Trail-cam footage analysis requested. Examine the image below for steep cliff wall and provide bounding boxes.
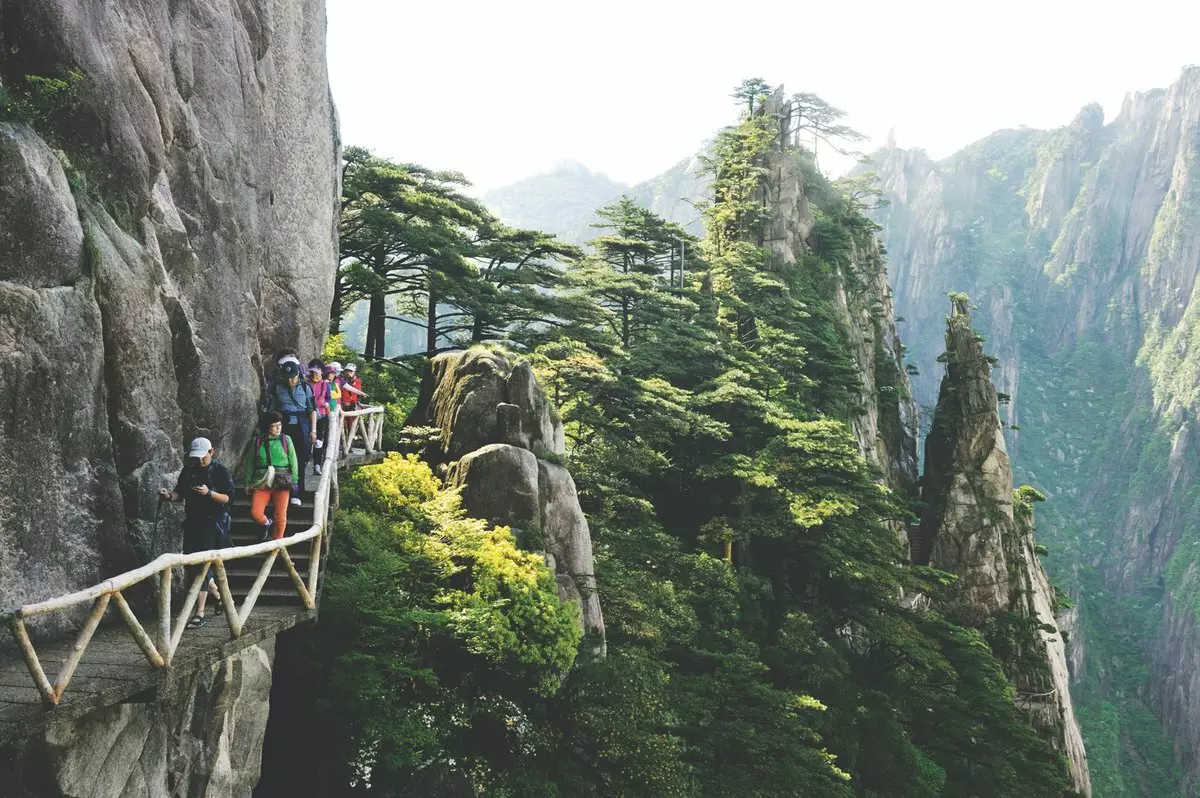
[0,641,276,798]
[919,297,1090,793]
[404,349,605,650]
[0,0,339,618]
[0,0,337,793]
[757,91,919,498]
[873,67,1200,793]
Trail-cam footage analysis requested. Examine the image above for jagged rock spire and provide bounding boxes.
[915,295,1014,620]
[917,295,1091,795]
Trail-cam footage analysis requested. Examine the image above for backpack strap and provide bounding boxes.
[256,436,281,469]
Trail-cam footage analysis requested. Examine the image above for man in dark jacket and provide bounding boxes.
[159,437,233,627]
[266,360,318,500]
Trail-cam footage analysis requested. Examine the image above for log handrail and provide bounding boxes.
[0,402,381,706]
[340,405,385,462]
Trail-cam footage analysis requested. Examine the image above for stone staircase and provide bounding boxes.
[225,487,318,605]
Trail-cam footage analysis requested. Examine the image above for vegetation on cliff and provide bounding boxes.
[868,77,1200,791]
[273,83,1077,796]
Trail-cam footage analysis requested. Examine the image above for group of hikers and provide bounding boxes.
[156,352,368,627]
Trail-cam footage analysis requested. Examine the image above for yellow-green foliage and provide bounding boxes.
[350,451,440,509]
[346,453,581,693]
[290,452,583,792]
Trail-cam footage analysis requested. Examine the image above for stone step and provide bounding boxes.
[223,542,311,558]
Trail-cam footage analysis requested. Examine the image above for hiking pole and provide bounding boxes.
[153,493,165,540]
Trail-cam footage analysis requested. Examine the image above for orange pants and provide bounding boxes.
[250,489,290,539]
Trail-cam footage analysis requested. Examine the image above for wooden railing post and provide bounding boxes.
[10,617,55,705]
[51,594,110,703]
[158,567,172,657]
[238,551,278,628]
[307,532,323,600]
[112,592,164,668]
[213,561,242,637]
[170,563,211,658]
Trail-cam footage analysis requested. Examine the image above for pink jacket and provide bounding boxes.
[310,378,332,417]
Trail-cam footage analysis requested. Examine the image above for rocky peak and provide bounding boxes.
[754,88,814,265]
[749,89,918,496]
[404,349,604,653]
[916,295,1013,613]
[918,296,1090,794]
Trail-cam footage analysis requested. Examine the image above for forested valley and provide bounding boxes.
[257,82,1083,797]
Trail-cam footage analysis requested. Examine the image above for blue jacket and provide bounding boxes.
[267,380,316,416]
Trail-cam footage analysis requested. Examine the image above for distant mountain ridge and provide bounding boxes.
[483,157,708,244]
[481,161,629,243]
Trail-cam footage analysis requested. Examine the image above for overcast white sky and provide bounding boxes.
[327,0,1198,194]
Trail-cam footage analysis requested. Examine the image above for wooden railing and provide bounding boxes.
[340,405,385,462]
[1,404,365,707]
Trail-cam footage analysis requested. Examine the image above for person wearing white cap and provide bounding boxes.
[265,360,318,501]
[338,363,367,411]
[259,349,303,414]
[158,437,233,628]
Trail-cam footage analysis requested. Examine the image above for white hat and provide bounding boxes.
[187,437,213,458]
[344,363,357,371]
[278,354,300,366]
[327,361,342,372]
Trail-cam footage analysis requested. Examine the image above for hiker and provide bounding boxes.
[308,360,332,476]
[158,437,232,629]
[323,363,343,462]
[261,350,302,413]
[338,363,369,448]
[265,360,317,500]
[339,363,367,411]
[243,411,298,540]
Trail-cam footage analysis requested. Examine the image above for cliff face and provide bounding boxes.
[757,90,919,499]
[0,0,338,618]
[919,298,1090,793]
[0,0,337,793]
[404,349,605,651]
[917,298,1015,612]
[872,67,1200,792]
[1,641,276,798]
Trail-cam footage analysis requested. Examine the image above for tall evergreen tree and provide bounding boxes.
[337,147,485,357]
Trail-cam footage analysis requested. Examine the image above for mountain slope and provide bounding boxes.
[871,66,1200,795]
[481,160,627,242]
[483,157,707,244]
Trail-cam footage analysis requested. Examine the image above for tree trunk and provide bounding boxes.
[621,296,631,349]
[471,313,486,344]
[365,291,385,358]
[426,283,439,356]
[329,270,343,335]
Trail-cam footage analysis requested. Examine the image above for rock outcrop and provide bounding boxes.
[756,90,919,501]
[405,349,605,651]
[871,66,1200,789]
[0,0,339,620]
[918,297,1090,794]
[0,641,276,797]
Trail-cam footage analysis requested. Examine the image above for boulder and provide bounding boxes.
[406,350,605,650]
[538,460,604,648]
[450,443,540,534]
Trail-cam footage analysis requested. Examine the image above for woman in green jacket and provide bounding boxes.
[243,411,299,540]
